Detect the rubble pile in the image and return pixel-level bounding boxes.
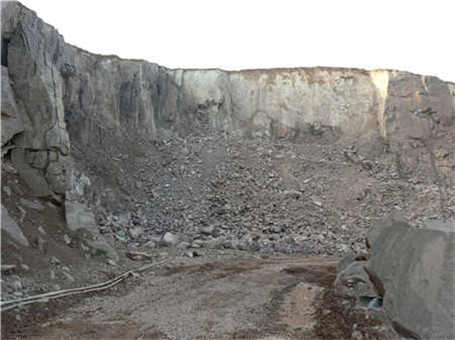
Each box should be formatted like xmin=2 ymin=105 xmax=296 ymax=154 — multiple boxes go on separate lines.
xmin=73 ymin=128 xmax=454 ymax=257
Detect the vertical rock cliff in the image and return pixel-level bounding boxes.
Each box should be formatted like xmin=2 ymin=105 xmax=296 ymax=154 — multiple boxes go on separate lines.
xmin=1 ymin=0 xmax=454 ymax=206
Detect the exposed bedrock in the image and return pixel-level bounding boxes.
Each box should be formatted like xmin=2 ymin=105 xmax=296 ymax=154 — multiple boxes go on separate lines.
xmin=1 ymin=1 xmax=454 ymax=214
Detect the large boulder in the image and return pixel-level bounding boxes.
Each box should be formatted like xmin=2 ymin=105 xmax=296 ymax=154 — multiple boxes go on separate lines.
xmin=65 ymin=200 xmax=118 ymax=261
xmin=366 ymin=218 xmax=455 ymax=340
xmin=1 ymin=204 xmax=29 ymax=247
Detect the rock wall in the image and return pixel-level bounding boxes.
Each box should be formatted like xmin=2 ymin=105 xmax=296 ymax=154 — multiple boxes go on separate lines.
xmin=170 ymin=68 xmax=385 ymax=139
xmin=2 ymin=1 xmax=454 ymax=202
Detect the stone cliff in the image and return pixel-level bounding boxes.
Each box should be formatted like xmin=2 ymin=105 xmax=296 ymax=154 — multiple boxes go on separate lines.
xmin=1 ymin=1 xmax=454 ymax=214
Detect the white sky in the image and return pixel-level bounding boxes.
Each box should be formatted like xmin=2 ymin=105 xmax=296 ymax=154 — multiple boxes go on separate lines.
xmin=19 ymin=0 xmax=454 ymax=82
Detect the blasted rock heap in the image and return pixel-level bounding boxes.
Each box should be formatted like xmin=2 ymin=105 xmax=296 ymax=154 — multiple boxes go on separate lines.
xmin=1 ymin=1 xmax=454 ymax=339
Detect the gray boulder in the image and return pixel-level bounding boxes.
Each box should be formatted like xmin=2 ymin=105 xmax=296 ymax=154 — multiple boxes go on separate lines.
xmin=65 ymin=201 xmax=118 ymax=261
xmin=1 ymin=204 xmax=29 ymax=247
xmin=162 ymin=232 xmax=180 ymax=247
xmin=366 ymin=218 xmax=455 ymax=340
xmin=65 ymin=201 xmax=97 ymax=232
xmin=128 ymin=226 xmax=144 ymax=239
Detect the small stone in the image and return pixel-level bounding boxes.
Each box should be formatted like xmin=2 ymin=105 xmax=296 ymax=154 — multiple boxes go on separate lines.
xmin=162 ymin=232 xmax=179 ymax=246
xmin=270 ymin=225 xmax=282 ymax=233
xmin=12 ymin=280 xmax=23 ymax=290
xmin=128 ymin=226 xmax=144 ymax=239
xmin=3 ymin=186 xmax=11 ymax=197
xmin=106 ymin=259 xmax=117 ymax=266
xmin=191 ymin=239 xmax=204 ymax=248
xmin=204 ymin=238 xmax=221 ymax=249
xmin=125 ymin=251 xmax=152 ymax=261
xmin=185 ymin=250 xmax=200 ymax=258
xmin=114 ymin=234 xmax=127 ymax=242
xmin=117 ymin=213 xmax=130 ymax=226
xmin=313 ymin=199 xmax=323 ymax=207
xmin=176 ymin=241 xmax=191 ymax=249
xmin=283 ymin=189 xmax=301 ymax=199
xmin=351 ymin=330 xmax=364 ymax=340
xmin=143 ymin=240 xmax=157 ymax=248
xmin=49 ymin=256 xmax=61 ymax=265
xmin=200 ymin=225 xmax=215 ymax=235
xmin=63 ymin=234 xmax=71 ymax=245
xmin=38 ymin=225 xmax=46 ymax=234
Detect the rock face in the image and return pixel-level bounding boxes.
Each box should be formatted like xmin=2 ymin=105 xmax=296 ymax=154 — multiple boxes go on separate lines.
xmin=1 ymin=2 xmax=453 ymax=194
xmin=335 ymin=218 xmax=455 ymax=340
xmin=1 ymin=2 xmax=454 ymax=237
xmin=366 ymin=219 xmax=455 ymax=340
xmin=1 ymin=65 xmax=23 ymax=146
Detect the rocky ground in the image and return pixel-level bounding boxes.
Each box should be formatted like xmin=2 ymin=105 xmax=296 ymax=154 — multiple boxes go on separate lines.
xmin=74 ymin=121 xmax=454 ymax=257
xmin=2 ymin=125 xmax=454 ymax=339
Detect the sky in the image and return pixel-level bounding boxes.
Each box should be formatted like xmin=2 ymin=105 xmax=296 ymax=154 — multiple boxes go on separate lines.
xmin=19 ymin=0 xmax=454 ymax=82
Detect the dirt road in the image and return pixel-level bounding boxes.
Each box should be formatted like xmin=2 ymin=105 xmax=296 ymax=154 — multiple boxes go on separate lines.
xmin=5 ymin=255 xmax=345 ymax=340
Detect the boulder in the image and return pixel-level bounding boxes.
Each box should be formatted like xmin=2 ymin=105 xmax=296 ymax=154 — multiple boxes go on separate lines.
xmin=65 ymin=201 xmax=97 ymax=232
xmin=1 ymin=204 xmax=29 ymax=246
xmin=128 ymin=226 xmax=144 ymax=239
xmin=366 ymin=218 xmax=455 ymax=340
xmin=65 ymin=201 xmax=118 ymax=261
xmin=162 ymin=232 xmax=179 ymax=247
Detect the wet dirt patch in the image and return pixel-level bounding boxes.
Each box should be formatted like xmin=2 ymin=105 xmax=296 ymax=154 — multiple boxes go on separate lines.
xmin=312 ymin=276 xmax=387 ymax=340
xmin=161 ymin=259 xmax=264 ymax=278
xmin=282 ymin=264 xmax=336 ymax=287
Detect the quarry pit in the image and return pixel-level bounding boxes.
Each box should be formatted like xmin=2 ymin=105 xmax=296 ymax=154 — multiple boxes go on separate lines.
xmin=1 ymin=2 xmax=454 ymax=339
